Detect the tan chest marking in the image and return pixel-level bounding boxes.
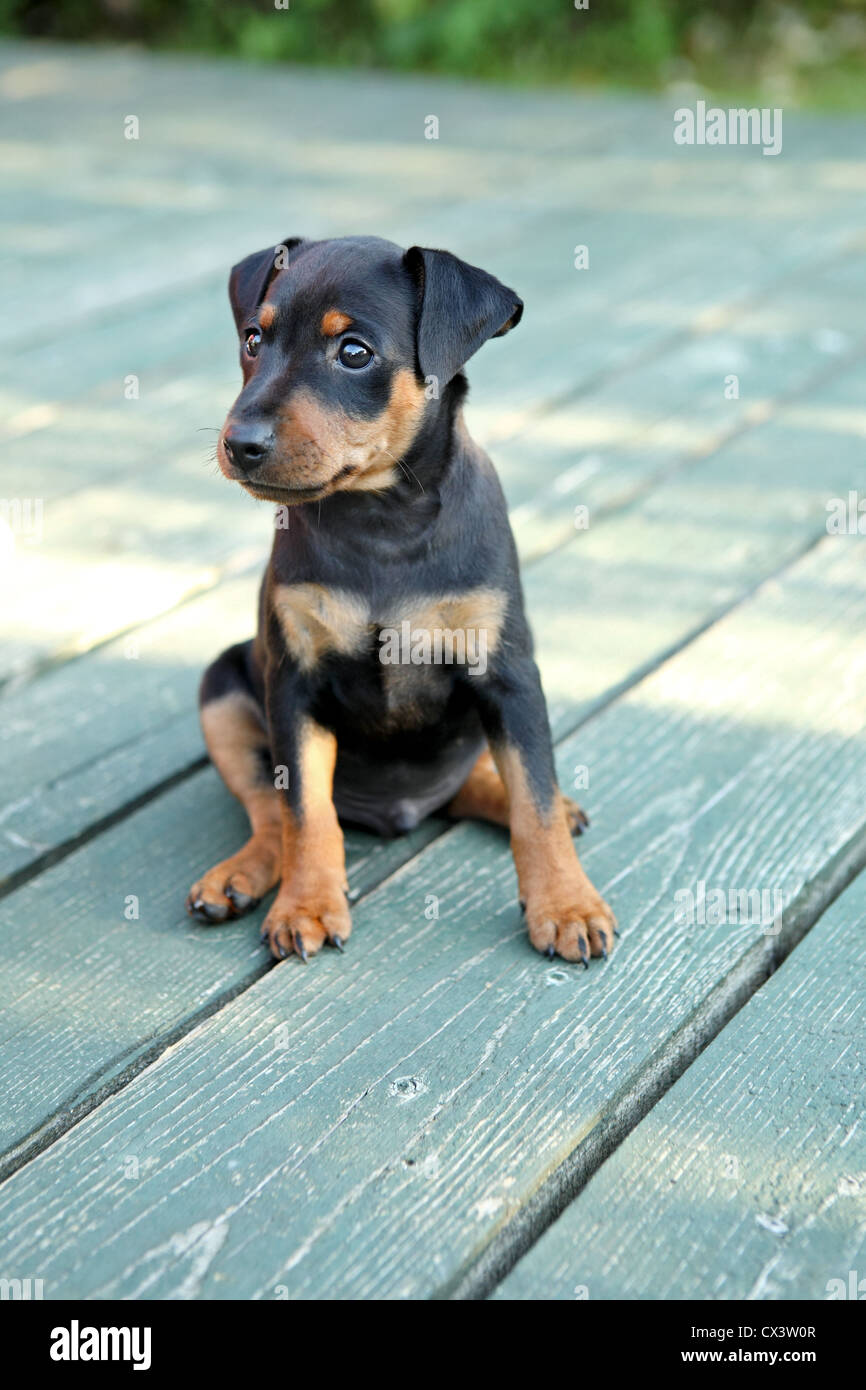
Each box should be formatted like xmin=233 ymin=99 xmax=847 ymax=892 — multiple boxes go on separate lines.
xmin=379 ymin=588 xmax=507 ymax=706
xmin=272 ymin=584 xmax=370 ymax=671
xmin=272 ymin=584 xmax=507 ymax=677
xmin=385 ymin=589 xmax=507 ymax=652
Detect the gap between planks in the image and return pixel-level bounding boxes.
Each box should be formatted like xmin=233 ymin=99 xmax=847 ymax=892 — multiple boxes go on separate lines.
xmin=478 ymin=233 xmax=866 ymax=448
xmin=451 ymin=830 xmax=866 ymax=1300
xmin=511 ymin=339 xmax=866 ymax=569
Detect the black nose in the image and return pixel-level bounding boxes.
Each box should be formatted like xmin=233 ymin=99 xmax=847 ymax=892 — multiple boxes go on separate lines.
xmin=223 ymin=424 xmax=273 ymax=472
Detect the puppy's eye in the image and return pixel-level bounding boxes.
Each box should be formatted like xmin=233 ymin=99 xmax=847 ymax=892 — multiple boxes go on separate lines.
xmin=338 ymin=339 xmax=373 ymax=369
xmin=244 ymin=328 xmax=261 ymax=358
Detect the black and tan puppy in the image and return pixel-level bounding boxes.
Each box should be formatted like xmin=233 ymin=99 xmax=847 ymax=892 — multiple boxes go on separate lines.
xmin=187 ymin=236 xmax=616 ymax=964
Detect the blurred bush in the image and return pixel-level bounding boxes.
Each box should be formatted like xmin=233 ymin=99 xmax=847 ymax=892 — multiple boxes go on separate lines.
xmin=3 ymin=0 xmax=866 ymax=103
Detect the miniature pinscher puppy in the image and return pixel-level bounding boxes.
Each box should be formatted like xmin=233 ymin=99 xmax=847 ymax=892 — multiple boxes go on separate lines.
xmin=186 ymin=236 xmax=616 ymax=965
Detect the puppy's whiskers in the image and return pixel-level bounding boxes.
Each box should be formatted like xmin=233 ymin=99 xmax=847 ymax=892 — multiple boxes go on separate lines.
xmin=380 ymin=447 xmax=425 ymax=495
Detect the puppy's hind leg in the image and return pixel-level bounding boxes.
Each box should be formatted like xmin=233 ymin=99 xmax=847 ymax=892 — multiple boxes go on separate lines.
xmin=187 ymin=642 xmax=282 ymax=923
xmin=447 ymin=746 xmax=588 ymax=836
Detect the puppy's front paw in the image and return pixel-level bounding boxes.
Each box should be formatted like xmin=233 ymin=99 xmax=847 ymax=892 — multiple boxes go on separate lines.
xmin=260 ymin=881 xmax=352 ymax=962
xmin=524 ymin=873 xmax=616 ymax=966
xmin=187 ymin=838 xmax=280 ymax=923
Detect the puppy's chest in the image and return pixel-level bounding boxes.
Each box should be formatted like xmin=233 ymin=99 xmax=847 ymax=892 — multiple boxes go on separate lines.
xmin=271 ymin=582 xmax=505 ymax=694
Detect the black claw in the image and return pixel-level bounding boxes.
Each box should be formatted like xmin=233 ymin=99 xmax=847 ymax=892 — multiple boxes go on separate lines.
xmin=601 ymin=946 xmax=608 ymax=961
xmin=580 ymin=942 xmax=590 ymax=969
xmin=192 ymin=898 xmax=230 ymax=924
xmin=225 ymin=883 xmax=258 ymax=914
xmin=519 ymin=899 xmax=526 ymax=914
xmin=277 ymin=942 xmax=288 ymax=959
xmin=345 ymin=887 xmax=360 ymax=903
xmin=545 ymin=944 xmax=556 ymax=959
xmin=293 ymin=930 xmax=308 ymax=964
xmin=259 ymin=931 xmax=270 ymax=948
xmin=332 ymin=934 xmax=344 ymax=953
xmin=613 ymin=928 xmax=621 ymax=939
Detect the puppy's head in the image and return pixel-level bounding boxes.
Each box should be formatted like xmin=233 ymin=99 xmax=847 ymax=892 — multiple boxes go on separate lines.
xmin=218 ymin=236 xmax=522 ymax=505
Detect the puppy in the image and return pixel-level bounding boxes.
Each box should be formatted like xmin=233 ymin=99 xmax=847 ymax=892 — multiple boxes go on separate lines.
xmin=187 ymin=236 xmax=616 ymax=965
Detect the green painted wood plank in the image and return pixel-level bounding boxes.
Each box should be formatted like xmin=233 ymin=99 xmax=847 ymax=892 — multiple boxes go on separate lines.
xmin=494 ymin=870 xmax=866 ymax=1301
xmin=3 ymin=352 xmax=865 ymax=887
xmin=526 ymin=365 xmax=866 ymax=738
xmin=0 ymin=452 xmax=273 ymax=685
xmin=497 ymin=341 xmax=866 ymax=560
xmin=0 ymin=573 xmax=258 ymax=887
xmin=0 ymin=41 xmax=645 ymax=158
xmin=5 ymin=35 xmax=864 ymax=406
xmin=0 ymin=763 xmax=441 ymax=1174
xmin=0 ymin=536 xmax=864 ymax=1295
xmin=1 ymin=46 xmax=646 ymax=347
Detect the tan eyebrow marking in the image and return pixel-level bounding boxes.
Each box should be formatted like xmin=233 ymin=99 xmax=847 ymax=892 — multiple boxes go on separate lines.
xmin=321 ymin=309 xmax=352 ymax=337
xmin=259 ymin=303 xmax=276 ymax=331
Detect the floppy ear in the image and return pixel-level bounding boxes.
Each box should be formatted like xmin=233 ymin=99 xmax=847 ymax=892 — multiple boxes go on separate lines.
xmin=228 ymin=237 xmax=304 ymax=331
xmin=404 ymin=246 xmax=523 ymax=387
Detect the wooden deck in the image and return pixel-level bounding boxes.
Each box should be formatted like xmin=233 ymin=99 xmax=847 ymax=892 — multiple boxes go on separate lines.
xmin=1 ymin=39 xmax=865 ymax=1300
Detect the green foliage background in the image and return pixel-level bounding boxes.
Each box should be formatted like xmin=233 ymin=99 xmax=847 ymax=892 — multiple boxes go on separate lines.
xmin=2 ymin=0 xmax=866 ymax=103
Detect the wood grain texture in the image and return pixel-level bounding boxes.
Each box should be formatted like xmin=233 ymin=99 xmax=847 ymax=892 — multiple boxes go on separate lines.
xmin=0 ymin=572 xmax=260 ymax=888
xmin=494 ymin=870 xmax=866 ymax=1301
xmin=0 ymin=537 xmax=863 ymax=1296
xmin=504 ymin=265 xmax=866 ymax=557
xmin=5 ymin=40 xmax=862 ymax=351
xmin=0 ymin=764 xmax=442 ymax=1170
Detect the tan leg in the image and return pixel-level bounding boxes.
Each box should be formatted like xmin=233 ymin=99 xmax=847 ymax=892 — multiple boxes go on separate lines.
xmin=493 ymin=745 xmax=615 ymax=964
xmin=447 ymin=747 xmax=510 ymax=825
xmin=187 ymin=691 xmax=282 ymax=922
xmin=260 ymin=718 xmax=352 ymax=961
xmin=448 ymin=746 xmax=589 ymax=835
